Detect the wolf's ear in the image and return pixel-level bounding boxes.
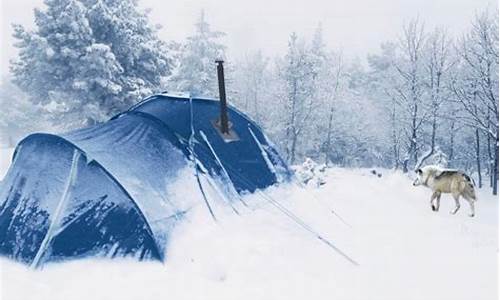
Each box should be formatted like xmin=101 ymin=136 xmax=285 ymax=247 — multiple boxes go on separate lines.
xmin=416 ymin=168 xmax=422 ymax=175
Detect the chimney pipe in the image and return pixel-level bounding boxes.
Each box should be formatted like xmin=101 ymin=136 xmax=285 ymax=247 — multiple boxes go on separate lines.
xmin=215 ymin=60 xmax=229 ymax=135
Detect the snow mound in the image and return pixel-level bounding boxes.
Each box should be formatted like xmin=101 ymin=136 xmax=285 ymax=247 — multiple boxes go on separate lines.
xmin=0 ymin=148 xmax=14 ymax=180
xmin=0 ymin=166 xmax=497 ymax=300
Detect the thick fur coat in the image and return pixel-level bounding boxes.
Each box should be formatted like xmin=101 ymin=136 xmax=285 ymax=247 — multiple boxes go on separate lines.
xmin=413 ymin=165 xmax=477 ymax=217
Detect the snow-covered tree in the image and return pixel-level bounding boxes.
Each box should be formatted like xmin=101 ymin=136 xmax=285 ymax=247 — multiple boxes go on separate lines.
xmin=414 ymin=28 xmax=455 ymax=170
xmin=0 ymin=78 xmax=51 ymax=146
xmin=307 ymin=24 xmax=336 ymax=164
xmin=278 ymin=32 xmax=317 ymax=164
xmin=323 ymin=60 xmax=390 ymax=167
xmin=451 ymin=9 xmax=499 ymax=194
xmin=393 ymin=19 xmax=429 ymax=172
xmin=168 ymin=11 xmax=226 ymax=97
xmin=232 ymin=51 xmax=272 ymax=124
xmin=367 ymin=42 xmax=404 ymax=169
xmin=11 ymin=0 xmax=173 ymax=127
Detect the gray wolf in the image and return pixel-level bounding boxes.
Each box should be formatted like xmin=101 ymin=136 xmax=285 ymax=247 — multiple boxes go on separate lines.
xmin=413 ymin=165 xmax=477 ymax=217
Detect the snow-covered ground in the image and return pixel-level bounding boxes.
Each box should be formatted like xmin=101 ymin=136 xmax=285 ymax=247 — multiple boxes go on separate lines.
xmin=0 ymin=151 xmax=497 ymax=300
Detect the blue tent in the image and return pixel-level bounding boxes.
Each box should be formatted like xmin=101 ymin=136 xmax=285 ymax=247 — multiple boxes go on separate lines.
xmin=0 ymin=94 xmax=290 ymax=267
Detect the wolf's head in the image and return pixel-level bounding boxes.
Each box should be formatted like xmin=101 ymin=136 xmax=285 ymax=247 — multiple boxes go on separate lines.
xmin=413 ymin=165 xmax=440 ymax=187
xmin=412 ymin=168 xmax=424 ymax=186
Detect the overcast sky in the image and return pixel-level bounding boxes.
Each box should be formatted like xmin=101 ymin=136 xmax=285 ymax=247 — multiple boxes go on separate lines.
xmin=0 ymin=0 xmax=495 ymax=76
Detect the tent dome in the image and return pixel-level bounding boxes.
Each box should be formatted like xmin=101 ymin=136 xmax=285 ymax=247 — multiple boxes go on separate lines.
xmin=0 ymin=94 xmax=290 ymax=267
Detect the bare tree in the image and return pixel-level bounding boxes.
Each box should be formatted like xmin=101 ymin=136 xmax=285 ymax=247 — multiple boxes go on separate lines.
xmin=234 ymin=51 xmax=270 ymax=124
xmin=281 ymin=33 xmax=316 ymax=164
xmin=452 ymin=10 xmax=499 ymax=194
xmin=323 ymin=52 xmax=344 ymax=165
xmin=393 ymin=19 xmax=428 ymax=172
xmin=415 ymin=28 xmax=455 ymax=169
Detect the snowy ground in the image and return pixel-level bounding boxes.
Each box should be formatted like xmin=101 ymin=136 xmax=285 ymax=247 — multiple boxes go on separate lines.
xmin=0 ymin=150 xmax=497 ymax=300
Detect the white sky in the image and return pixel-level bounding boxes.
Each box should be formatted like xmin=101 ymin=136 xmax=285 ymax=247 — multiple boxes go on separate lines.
xmin=0 ymin=0 xmax=495 ymax=76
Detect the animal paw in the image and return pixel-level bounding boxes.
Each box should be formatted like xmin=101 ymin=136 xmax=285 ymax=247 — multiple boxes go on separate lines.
xmin=450 ymin=209 xmax=459 ymax=215
xmin=469 ymin=213 xmax=475 ymax=218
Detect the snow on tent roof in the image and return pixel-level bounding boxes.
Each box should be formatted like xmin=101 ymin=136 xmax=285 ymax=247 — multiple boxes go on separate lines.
xmin=0 ymin=94 xmax=291 ymax=267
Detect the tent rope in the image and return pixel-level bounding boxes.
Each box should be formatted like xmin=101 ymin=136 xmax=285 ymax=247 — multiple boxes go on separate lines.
xmin=191 ymin=146 xmax=359 ymax=266
xmin=199 ymin=130 xmax=249 ymax=208
xmin=247 ymin=125 xmax=351 ymax=227
xmin=188 ymin=96 xmax=217 ymax=221
xmin=294 ymin=179 xmax=352 ymax=228
xmin=225 ymin=167 xmax=359 ymax=266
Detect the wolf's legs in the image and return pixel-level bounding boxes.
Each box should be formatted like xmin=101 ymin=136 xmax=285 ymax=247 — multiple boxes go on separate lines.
xmin=466 ymin=200 xmax=475 ymax=217
xmin=435 ymin=193 xmax=441 ymax=211
xmin=450 ymin=193 xmax=461 ymax=215
xmin=430 ymin=192 xmax=440 ymax=211
xmin=463 ymin=195 xmax=475 ymax=217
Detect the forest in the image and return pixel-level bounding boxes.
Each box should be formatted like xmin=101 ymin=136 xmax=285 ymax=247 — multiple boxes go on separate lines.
xmin=0 ymin=0 xmax=497 ymax=194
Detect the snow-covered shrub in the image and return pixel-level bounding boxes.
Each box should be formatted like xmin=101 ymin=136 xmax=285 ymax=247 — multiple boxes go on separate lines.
xmin=294 ymin=157 xmax=327 ymax=187
xmin=426 ymin=149 xmax=449 ymax=168
xmin=416 ymin=148 xmax=449 ymax=169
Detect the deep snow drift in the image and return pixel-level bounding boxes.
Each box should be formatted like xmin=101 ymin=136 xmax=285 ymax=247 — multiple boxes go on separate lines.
xmin=0 ymin=149 xmax=497 ymax=300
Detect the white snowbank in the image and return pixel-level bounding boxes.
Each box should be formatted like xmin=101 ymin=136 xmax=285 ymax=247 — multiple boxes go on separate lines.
xmin=0 ymin=148 xmax=14 ymax=180
xmin=0 ymin=163 xmax=497 ymax=300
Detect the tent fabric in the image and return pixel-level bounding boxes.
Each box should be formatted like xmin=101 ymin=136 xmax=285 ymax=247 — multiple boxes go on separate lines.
xmin=0 ymin=94 xmax=290 ymax=267
xmin=128 ymin=95 xmax=289 ymax=192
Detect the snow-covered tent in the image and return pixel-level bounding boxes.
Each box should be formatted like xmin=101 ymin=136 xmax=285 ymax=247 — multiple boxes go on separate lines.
xmin=0 ymin=94 xmax=290 ymax=267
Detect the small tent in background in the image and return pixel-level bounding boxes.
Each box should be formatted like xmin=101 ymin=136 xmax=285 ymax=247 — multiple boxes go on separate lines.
xmin=0 ymin=93 xmax=290 ymax=267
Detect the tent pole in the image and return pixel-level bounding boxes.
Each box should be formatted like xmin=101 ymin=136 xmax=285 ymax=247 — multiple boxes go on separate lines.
xmin=31 ymin=150 xmax=80 ymax=268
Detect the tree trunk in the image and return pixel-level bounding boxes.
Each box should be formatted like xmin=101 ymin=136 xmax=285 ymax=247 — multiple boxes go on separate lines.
xmin=493 ymin=140 xmax=499 ymax=195
xmin=449 ymin=121 xmax=455 ymax=163
xmin=290 ymin=131 xmax=298 ymax=164
xmin=284 ymin=126 xmax=290 ymax=161
xmin=392 ymin=137 xmax=399 ymax=169
xmin=486 ymin=129 xmax=493 ymax=188
xmin=402 ymin=140 xmax=415 ymax=173
xmin=415 ymin=112 xmax=437 ymax=170
xmin=391 ymin=101 xmax=399 ymax=169
xmin=402 ymin=158 xmax=409 ymax=173
xmin=253 ymin=89 xmax=260 ymax=124
xmin=406 ymin=130 xmax=417 ymax=173
xmin=324 ymin=105 xmax=334 ymax=165
xmin=475 ymin=128 xmax=482 ymax=188
xmin=410 ymin=102 xmax=418 ymax=168
xmin=286 ymin=80 xmax=298 ymax=163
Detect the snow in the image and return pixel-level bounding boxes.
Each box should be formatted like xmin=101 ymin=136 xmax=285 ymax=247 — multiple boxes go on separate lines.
xmin=0 ymin=148 xmax=14 ymax=180
xmin=0 ymin=152 xmax=497 ymax=299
